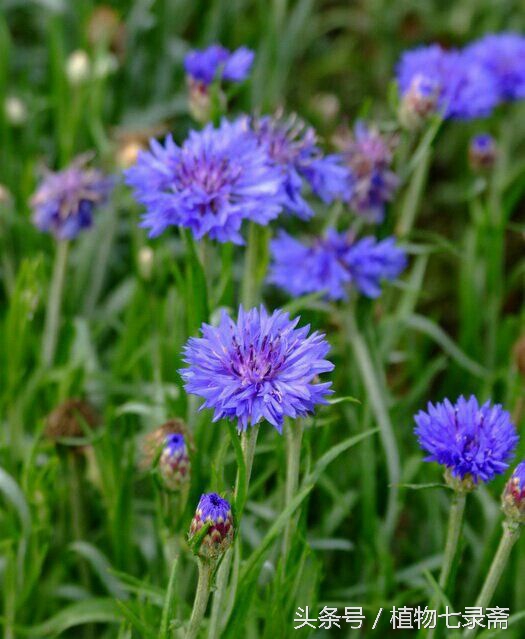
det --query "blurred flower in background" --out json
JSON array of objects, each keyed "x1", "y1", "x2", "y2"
[
  {"x1": 184, "y1": 44, "x2": 254, "y2": 86},
  {"x1": 396, "y1": 44, "x2": 499, "y2": 120},
  {"x1": 269, "y1": 230, "x2": 406, "y2": 300},
  {"x1": 251, "y1": 113, "x2": 351, "y2": 219},
  {"x1": 336, "y1": 121, "x2": 398, "y2": 223},
  {"x1": 180, "y1": 306, "x2": 334, "y2": 432},
  {"x1": 31, "y1": 156, "x2": 114, "y2": 240},
  {"x1": 158, "y1": 432, "x2": 191, "y2": 491},
  {"x1": 398, "y1": 73, "x2": 440, "y2": 129},
  {"x1": 464, "y1": 33, "x2": 525, "y2": 102}
]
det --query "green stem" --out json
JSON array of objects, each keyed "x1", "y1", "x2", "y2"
[
  {"x1": 66, "y1": 451, "x2": 91, "y2": 595},
  {"x1": 241, "y1": 222, "x2": 269, "y2": 308},
  {"x1": 463, "y1": 521, "x2": 521, "y2": 638},
  {"x1": 282, "y1": 419, "x2": 303, "y2": 560},
  {"x1": 208, "y1": 427, "x2": 259, "y2": 638},
  {"x1": 42, "y1": 240, "x2": 69, "y2": 367},
  {"x1": 186, "y1": 559, "x2": 213, "y2": 639},
  {"x1": 396, "y1": 146, "x2": 431, "y2": 238},
  {"x1": 427, "y1": 490, "x2": 467, "y2": 639},
  {"x1": 344, "y1": 310, "x2": 400, "y2": 540}
]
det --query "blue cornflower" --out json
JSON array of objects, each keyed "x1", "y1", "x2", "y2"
[
  {"x1": 414, "y1": 396, "x2": 519, "y2": 484},
  {"x1": 159, "y1": 433, "x2": 190, "y2": 491},
  {"x1": 464, "y1": 33, "x2": 525, "y2": 102},
  {"x1": 502, "y1": 461, "x2": 525, "y2": 523},
  {"x1": 189, "y1": 493, "x2": 234, "y2": 559},
  {"x1": 396, "y1": 44, "x2": 499, "y2": 120},
  {"x1": 184, "y1": 44, "x2": 254, "y2": 86},
  {"x1": 339, "y1": 121, "x2": 399, "y2": 223},
  {"x1": 124, "y1": 118, "x2": 283, "y2": 244},
  {"x1": 469, "y1": 133, "x2": 497, "y2": 171},
  {"x1": 269, "y1": 230, "x2": 406, "y2": 300},
  {"x1": 251, "y1": 114, "x2": 351, "y2": 219},
  {"x1": 31, "y1": 156, "x2": 113, "y2": 240},
  {"x1": 180, "y1": 306, "x2": 334, "y2": 432}
]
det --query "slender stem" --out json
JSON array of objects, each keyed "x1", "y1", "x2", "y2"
[
  {"x1": 208, "y1": 427, "x2": 259, "y2": 638},
  {"x1": 427, "y1": 490, "x2": 467, "y2": 639},
  {"x1": 463, "y1": 521, "x2": 521, "y2": 638},
  {"x1": 282, "y1": 419, "x2": 303, "y2": 560},
  {"x1": 241, "y1": 222, "x2": 269, "y2": 308},
  {"x1": 186, "y1": 559, "x2": 213, "y2": 639},
  {"x1": 396, "y1": 147, "x2": 431, "y2": 238},
  {"x1": 42, "y1": 240, "x2": 69, "y2": 367},
  {"x1": 66, "y1": 451, "x2": 91, "y2": 595},
  {"x1": 344, "y1": 309, "x2": 400, "y2": 539}
]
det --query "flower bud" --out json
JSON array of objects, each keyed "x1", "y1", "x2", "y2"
[
  {"x1": 140, "y1": 418, "x2": 192, "y2": 471},
  {"x1": 469, "y1": 134, "x2": 497, "y2": 172},
  {"x1": 188, "y1": 493, "x2": 234, "y2": 559},
  {"x1": 158, "y1": 433, "x2": 191, "y2": 491},
  {"x1": 138, "y1": 246, "x2": 154, "y2": 280},
  {"x1": 66, "y1": 50, "x2": 91, "y2": 85},
  {"x1": 502, "y1": 462, "x2": 525, "y2": 524},
  {"x1": 398, "y1": 74, "x2": 439, "y2": 130}
]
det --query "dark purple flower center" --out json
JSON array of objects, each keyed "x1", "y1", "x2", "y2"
[{"x1": 229, "y1": 334, "x2": 285, "y2": 384}]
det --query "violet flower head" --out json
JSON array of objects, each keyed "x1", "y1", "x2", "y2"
[
  {"x1": 251, "y1": 113, "x2": 351, "y2": 219},
  {"x1": 158, "y1": 433, "x2": 191, "y2": 491},
  {"x1": 31, "y1": 156, "x2": 113, "y2": 240},
  {"x1": 502, "y1": 461, "x2": 525, "y2": 524},
  {"x1": 464, "y1": 33, "x2": 525, "y2": 102},
  {"x1": 340, "y1": 121, "x2": 399, "y2": 223},
  {"x1": 414, "y1": 396, "x2": 519, "y2": 485},
  {"x1": 188, "y1": 493, "x2": 234, "y2": 559},
  {"x1": 269, "y1": 230, "x2": 406, "y2": 301},
  {"x1": 396, "y1": 44, "x2": 499, "y2": 120},
  {"x1": 184, "y1": 44, "x2": 254, "y2": 86},
  {"x1": 124, "y1": 118, "x2": 283, "y2": 244},
  {"x1": 180, "y1": 306, "x2": 334, "y2": 432}
]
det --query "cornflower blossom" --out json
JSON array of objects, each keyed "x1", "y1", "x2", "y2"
[
  {"x1": 184, "y1": 44, "x2": 254, "y2": 86},
  {"x1": 269, "y1": 230, "x2": 407, "y2": 300},
  {"x1": 180, "y1": 306, "x2": 334, "y2": 432},
  {"x1": 188, "y1": 493, "x2": 234, "y2": 559}
]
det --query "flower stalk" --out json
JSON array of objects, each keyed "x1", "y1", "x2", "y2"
[
  {"x1": 186, "y1": 559, "x2": 214, "y2": 639},
  {"x1": 42, "y1": 239, "x2": 69, "y2": 367}
]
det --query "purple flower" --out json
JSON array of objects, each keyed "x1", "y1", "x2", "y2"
[
  {"x1": 159, "y1": 433, "x2": 190, "y2": 491},
  {"x1": 31, "y1": 156, "x2": 113, "y2": 240},
  {"x1": 269, "y1": 230, "x2": 406, "y2": 300},
  {"x1": 251, "y1": 114, "x2": 351, "y2": 219},
  {"x1": 184, "y1": 44, "x2": 254, "y2": 86},
  {"x1": 124, "y1": 118, "x2": 283, "y2": 244},
  {"x1": 396, "y1": 44, "x2": 499, "y2": 120},
  {"x1": 189, "y1": 493, "x2": 234, "y2": 559},
  {"x1": 339, "y1": 122, "x2": 399, "y2": 223},
  {"x1": 414, "y1": 396, "x2": 519, "y2": 484},
  {"x1": 345, "y1": 236, "x2": 408, "y2": 298},
  {"x1": 464, "y1": 33, "x2": 525, "y2": 102},
  {"x1": 502, "y1": 461, "x2": 525, "y2": 523},
  {"x1": 180, "y1": 306, "x2": 334, "y2": 432}
]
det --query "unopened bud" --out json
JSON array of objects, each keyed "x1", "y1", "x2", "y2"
[
  {"x1": 469, "y1": 134, "x2": 497, "y2": 172},
  {"x1": 398, "y1": 74, "x2": 439, "y2": 130},
  {"x1": 502, "y1": 462, "x2": 525, "y2": 524},
  {"x1": 5, "y1": 96, "x2": 28, "y2": 126},
  {"x1": 66, "y1": 50, "x2": 91, "y2": 85},
  {"x1": 188, "y1": 493, "x2": 234, "y2": 559},
  {"x1": 159, "y1": 433, "x2": 191, "y2": 491}
]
